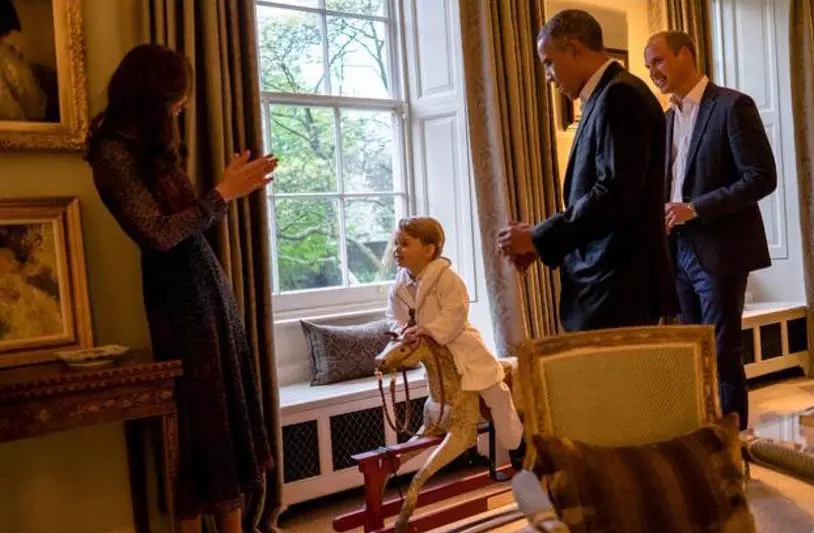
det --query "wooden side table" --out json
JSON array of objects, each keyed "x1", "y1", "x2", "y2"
[{"x1": 0, "y1": 352, "x2": 183, "y2": 533}]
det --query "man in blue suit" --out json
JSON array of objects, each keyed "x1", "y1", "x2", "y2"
[{"x1": 645, "y1": 31, "x2": 777, "y2": 430}]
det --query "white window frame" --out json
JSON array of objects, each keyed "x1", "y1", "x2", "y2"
[{"x1": 256, "y1": 0, "x2": 414, "y2": 320}]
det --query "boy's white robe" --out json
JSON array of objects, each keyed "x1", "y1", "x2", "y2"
[{"x1": 385, "y1": 258, "x2": 505, "y2": 391}]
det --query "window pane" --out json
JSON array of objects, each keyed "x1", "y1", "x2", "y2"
[
  {"x1": 326, "y1": 0, "x2": 387, "y2": 17},
  {"x1": 327, "y1": 17, "x2": 390, "y2": 98},
  {"x1": 341, "y1": 110, "x2": 395, "y2": 193},
  {"x1": 346, "y1": 197, "x2": 400, "y2": 285},
  {"x1": 268, "y1": 105, "x2": 337, "y2": 193},
  {"x1": 257, "y1": 6, "x2": 324, "y2": 94},
  {"x1": 276, "y1": 198, "x2": 342, "y2": 292}
]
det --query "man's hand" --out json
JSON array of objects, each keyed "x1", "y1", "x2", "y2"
[
  {"x1": 508, "y1": 252, "x2": 538, "y2": 272},
  {"x1": 665, "y1": 202, "x2": 697, "y2": 232},
  {"x1": 498, "y1": 222, "x2": 536, "y2": 256},
  {"x1": 402, "y1": 326, "x2": 426, "y2": 347}
]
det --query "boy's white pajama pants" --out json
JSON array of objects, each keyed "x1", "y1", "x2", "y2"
[{"x1": 479, "y1": 381, "x2": 523, "y2": 450}]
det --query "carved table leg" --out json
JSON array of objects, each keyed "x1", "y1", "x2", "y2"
[
  {"x1": 162, "y1": 411, "x2": 180, "y2": 533},
  {"x1": 125, "y1": 420, "x2": 150, "y2": 533}
]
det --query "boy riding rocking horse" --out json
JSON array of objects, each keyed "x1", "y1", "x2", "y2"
[{"x1": 386, "y1": 217, "x2": 525, "y2": 464}]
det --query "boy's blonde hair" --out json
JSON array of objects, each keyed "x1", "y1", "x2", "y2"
[{"x1": 397, "y1": 216, "x2": 445, "y2": 259}]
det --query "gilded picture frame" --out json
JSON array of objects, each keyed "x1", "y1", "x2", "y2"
[
  {"x1": 0, "y1": 197, "x2": 93, "y2": 368},
  {"x1": 0, "y1": 0, "x2": 88, "y2": 150},
  {"x1": 559, "y1": 48, "x2": 629, "y2": 131}
]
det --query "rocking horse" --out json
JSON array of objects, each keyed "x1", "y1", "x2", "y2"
[{"x1": 333, "y1": 331, "x2": 524, "y2": 533}]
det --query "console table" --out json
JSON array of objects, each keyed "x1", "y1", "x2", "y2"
[{"x1": 0, "y1": 352, "x2": 183, "y2": 533}]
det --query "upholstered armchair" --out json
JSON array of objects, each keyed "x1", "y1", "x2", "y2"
[{"x1": 509, "y1": 325, "x2": 814, "y2": 533}]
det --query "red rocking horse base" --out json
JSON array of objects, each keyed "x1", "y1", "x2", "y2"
[{"x1": 332, "y1": 423, "x2": 517, "y2": 533}]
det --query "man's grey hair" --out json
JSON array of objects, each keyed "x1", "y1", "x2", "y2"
[
  {"x1": 649, "y1": 30, "x2": 697, "y2": 61},
  {"x1": 537, "y1": 9, "x2": 604, "y2": 51}
]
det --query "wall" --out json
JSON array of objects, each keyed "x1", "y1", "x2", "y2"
[
  {"x1": 545, "y1": 0, "x2": 658, "y2": 182},
  {"x1": 0, "y1": 2, "x2": 151, "y2": 533}
]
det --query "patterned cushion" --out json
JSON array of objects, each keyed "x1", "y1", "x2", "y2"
[
  {"x1": 300, "y1": 319, "x2": 392, "y2": 386},
  {"x1": 531, "y1": 413, "x2": 755, "y2": 533}
]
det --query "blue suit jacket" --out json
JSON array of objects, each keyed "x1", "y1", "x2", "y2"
[{"x1": 666, "y1": 82, "x2": 777, "y2": 278}]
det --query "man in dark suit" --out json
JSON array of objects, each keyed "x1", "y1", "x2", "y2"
[
  {"x1": 498, "y1": 9, "x2": 677, "y2": 332},
  {"x1": 644, "y1": 31, "x2": 777, "y2": 429}
]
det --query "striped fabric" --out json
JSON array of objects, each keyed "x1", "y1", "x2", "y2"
[{"x1": 531, "y1": 413, "x2": 755, "y2": 533}]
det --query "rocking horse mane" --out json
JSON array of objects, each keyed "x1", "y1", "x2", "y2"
[{"x1": 377, "y1": 334, "x2": 463, "y2": 402}]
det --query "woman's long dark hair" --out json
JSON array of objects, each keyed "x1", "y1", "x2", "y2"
[{"x1": 85, "y1": 44, "x2": 192, "y2": 176}]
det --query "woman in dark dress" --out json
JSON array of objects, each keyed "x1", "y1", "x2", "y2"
[{"x1": 85, "y1": 44, "x2": 277, "y2": 533}]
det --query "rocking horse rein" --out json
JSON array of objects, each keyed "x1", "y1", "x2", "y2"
[
  {"x1": 377, "y1": 340, "x2": 446, "y2": 438},
  {"x1": 378, "y1": 271, "x2": 448, "y2": 438}
]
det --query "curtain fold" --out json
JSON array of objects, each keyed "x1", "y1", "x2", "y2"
[
  {"x1": 790, "y1": 0, "x2": 814, "y2": 375},
  {"x1": 149, "y1": 1, "x2": 283, "y2": 531},
  {"x1": 647, "y1": 0, "x2": 713, "y2": 76},
  {"x1": 459, "y1": 0, "x2": 561, "y2": 354}
]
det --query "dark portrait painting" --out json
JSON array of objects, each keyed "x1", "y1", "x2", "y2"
[{"x1": 0, "y1": 0, "x2": 60, "y2": 122}]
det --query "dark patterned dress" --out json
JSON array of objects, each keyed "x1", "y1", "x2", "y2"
[{"x1": 90, "y1": 136, "x2": 272, "y2": 518}]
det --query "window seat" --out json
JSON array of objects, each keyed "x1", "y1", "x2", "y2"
[{"x1": 280, "y1": 367, "x2": 427, "y2": 417}]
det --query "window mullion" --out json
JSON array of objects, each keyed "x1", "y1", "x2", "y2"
[
  {"x1": 385, "y1": 0, "x2": 399, "y2": 101},
  {"x1": 334, "y1": 105, "x2": 350, "y2": 287},
  {"x1": 319, "y1": 0, "x2": 331, "y2": 95},
  {"x1": 264, "y1": 99, "x2": 282, "y2": 294},
  {"x1": 268, "y1": 196, "x2": 282, "y2": 294}
]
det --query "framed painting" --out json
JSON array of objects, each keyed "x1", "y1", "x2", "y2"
[
  {"x1": 0, "y1": 197, "x2": 93, "y2": 367},
  {"x1": 559, "y1": 48, "x2": 629, "y2": 131},
  {"x1": 0, "y1": 0, "x2": 88, "y2": 150}
]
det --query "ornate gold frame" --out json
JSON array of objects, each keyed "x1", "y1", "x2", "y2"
[
  {"x1": 0, "y1": 0, "x2": 88, "y2": 151},
  {"x1": 0, "y1": 197, "x2": 93, "y2": 367}
]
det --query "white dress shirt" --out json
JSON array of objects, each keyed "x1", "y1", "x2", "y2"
[
  {"x1": 579, "y1": 59, "x2": 616, "y2": 104},
  {"x1": 670, "y1": 76, "x2": 709, "y2": 203}
]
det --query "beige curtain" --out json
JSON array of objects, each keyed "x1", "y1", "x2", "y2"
[
  {"x1": 790, "y1": 0, "x2": 814, "y2": 375},
  {"x1": 459, "y1": 0, "x2": 561, "y2": 355},
  {"x1": 148, "y1": 1, "x2": 283, "y2": 531},
  {"x1": 648, "y1": 0, "x2": 713, "y2": 76}
]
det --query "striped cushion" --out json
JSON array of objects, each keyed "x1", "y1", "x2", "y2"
[{"x1": 531, "y1": 413, "x2": 755, "y2": 533}]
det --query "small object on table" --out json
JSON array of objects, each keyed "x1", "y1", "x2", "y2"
[{"x1": 55, "y1": 344, "x2": 130, "y2": 369}]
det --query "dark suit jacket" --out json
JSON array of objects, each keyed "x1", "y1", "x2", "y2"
[
  {"x1": 531, "y1": 62, "x2": 677, "y2": 331},
  {"x1": 666, "y1": 82, "x2": 776, "y2": 278}
]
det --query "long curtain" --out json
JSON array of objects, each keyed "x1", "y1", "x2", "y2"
[
  {"x1": 148, "y1": 1, "x2": 283, "y2": 531},
  {"x1": 459, "y1": 0, "x2": 561, "y2": 355},
  {"x1": 790, "y1": 0, "x2": 814, "y2": 375},
  {"x1": 648, "y1": 0, "x2": 713, "y2": 76}
]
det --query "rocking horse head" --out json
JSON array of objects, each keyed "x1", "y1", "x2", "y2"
[{"x1": 374, "y1": 331, "x2": 430, "y2": 373}]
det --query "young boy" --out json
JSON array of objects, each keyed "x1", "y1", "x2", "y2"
[{"x1": 386, "y1": 216, "x2": 524, "y2": 462}]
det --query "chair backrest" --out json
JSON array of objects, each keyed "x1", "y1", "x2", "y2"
[{"x1": 517, "y1": 325, "x2": 721, "y2": 455}]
